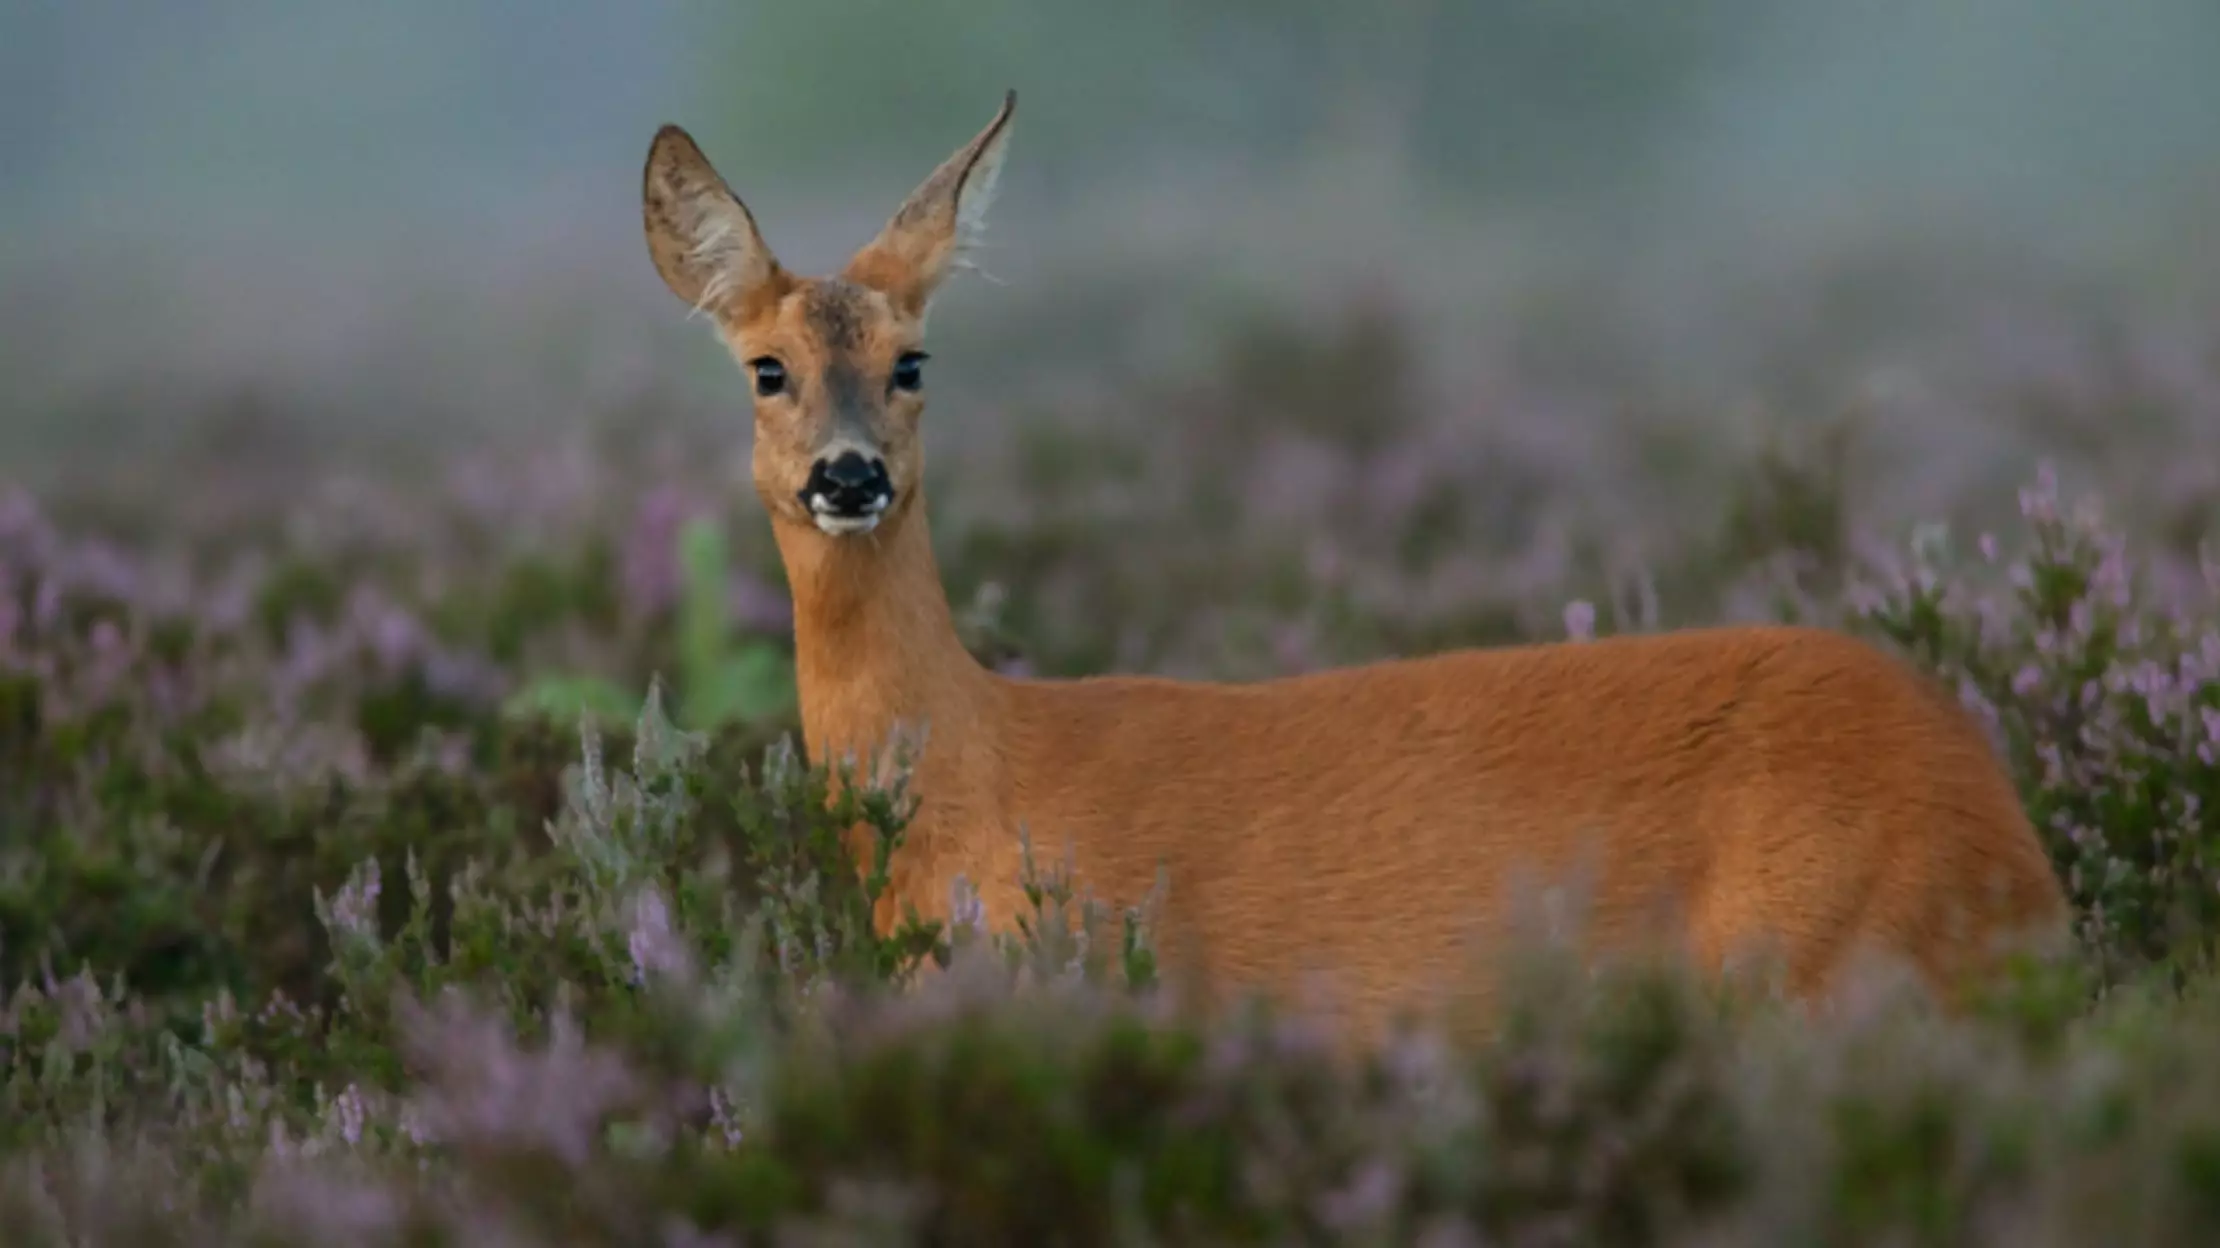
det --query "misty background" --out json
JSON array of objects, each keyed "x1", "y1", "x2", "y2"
[{"x1": 4, "y1": 1, "x2": 2219, "y2": 549}]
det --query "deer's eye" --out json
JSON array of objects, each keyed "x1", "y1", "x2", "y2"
[
  {"x1": 747, "y1": 357, "x2": 787, "y2": 398},
  {"x1": 891, "y1": 351, "x2": 928, "y2": 393}
]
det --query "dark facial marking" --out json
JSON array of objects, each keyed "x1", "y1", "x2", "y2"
[
  {"x1": 823, "y1": 358, "x2": 867, "y2": 423},
  {"x1": 800, "y1": 282, "x2": 883, "y2": 442},
  {"x1": 801, "y1": 282, "x2": 868, "y2": 351}
]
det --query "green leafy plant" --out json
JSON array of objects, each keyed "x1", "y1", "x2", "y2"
[
  {"x1": 505, "y1": 516, "x2": 796, "y2": 731},
  {"x1": 674, "y1": 516, "x2": 797, "y2": 728}
]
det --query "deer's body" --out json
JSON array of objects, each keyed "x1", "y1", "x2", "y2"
[{"x1": 642, "y1": 92, "x2": 2071, "y2": 1037}]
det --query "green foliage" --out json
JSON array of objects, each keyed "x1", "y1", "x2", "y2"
[
  {"x1": 674, "y1": 517, "x2": 798, "y2": 729},
  {"x1": 500, "y1": 672, "x2": 641, "y2": 725},
  {"x1": 478, "y1": 542, "x2": 622, "y2": 666},
  {"x1": 1718, "y1": 415, "x2": 1858, "y2": 584},
  {"x1": 506, "y1": 516, "x2": 796, "y2": 733}
]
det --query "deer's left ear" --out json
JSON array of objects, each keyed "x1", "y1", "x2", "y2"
[{"x1": 842, "y1": 90, "x2": 1016, "y2": 319}]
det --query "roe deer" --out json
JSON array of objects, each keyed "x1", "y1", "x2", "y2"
[{"x1": 638, "y1": 90, "x2": 2071, "y2": 1037}]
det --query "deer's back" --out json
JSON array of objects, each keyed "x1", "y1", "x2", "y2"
[{"x1": 978, "y1": 624, "x2": 2066, "y2": 1031}]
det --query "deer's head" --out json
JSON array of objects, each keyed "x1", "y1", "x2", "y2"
[{"x1": 641, "y1": 91, "x2": 1015, "y2": 539}]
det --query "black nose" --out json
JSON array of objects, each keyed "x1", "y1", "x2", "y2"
[{"x1": 801, "y1": 450, "x2": 894, "y2": 519}]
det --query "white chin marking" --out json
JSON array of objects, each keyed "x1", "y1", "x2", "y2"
[
  {"x1": 807, "y1": 490, "x2": 891, "y2": 536},
  {"x1": 813, "y1": 513, "x2": 882, "y2": 536}
]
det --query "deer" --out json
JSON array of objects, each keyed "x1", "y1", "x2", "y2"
[{"x1": 637, "y1": 90, "x2": 2072, "y2": 1040}]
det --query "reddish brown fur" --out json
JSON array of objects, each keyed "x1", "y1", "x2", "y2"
[{"x1": 639, "y1": 92, "x2": 2071, "y2": 1040}]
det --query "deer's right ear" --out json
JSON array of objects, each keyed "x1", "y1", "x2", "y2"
[{"x1": 641, "y1": 124, "x2": 788, "y2": 317}]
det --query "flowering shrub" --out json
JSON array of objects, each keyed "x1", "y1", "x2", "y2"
[
  {"x1": 2, "y1": 411, "x2": 2219, "y2": 1241},
  {"x1": 1850, "y1": 465, "x2": 2220, "y2": 988}
]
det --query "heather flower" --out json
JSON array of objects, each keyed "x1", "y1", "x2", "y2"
[
  {"x1": 315, "y1": 859, "x2": 384, "y2": 954},
  {"x1": 704, "y1": 1085, "x2": 746, "y2": 1150},
  {"x1": 37, "y1": 968, "x2": 114, "y2": 1056},
  {"x1": 202, "y1": 720, "x2": 374, "y2": 795},
  {"x1": 245, "y1": 1160, "x2": 410, "y2": 1243},
  {"x1": 1852, "y1": 461, "x2": 2220, "y2": 978},
  {"x1": 1564, "y1": 598, "x2": 1597, "y2": 641},
  {"x1": 947, "y1": 874, "x2": 987, "y2": 939},
  {"x1": 621, "y1": 483, "x2": 704, "y2": 618},
  {"x1": 727, "y1": 569, "x2": 794, "y2": 636},
  {"x1": 323, "y1": 1084, "x2": 370, "y2": 1149},
  {"x1": 626, "y1": 885, "x2": 693, "y2": 987},
  {"x1": 398, "y1": 992, "x2": 641, "y2": 1169}
]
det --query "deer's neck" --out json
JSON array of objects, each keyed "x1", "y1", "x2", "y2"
[{"x1": 774, "y1": 500, "x2": 990, "y2": 769}]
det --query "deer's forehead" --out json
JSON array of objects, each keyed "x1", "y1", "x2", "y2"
[
  {"x1": 800, "y1": 281, "x2": 877, "y2": 351},
  {"x1": 743, "y1": 280, "x2": 907, "y2": 366}
]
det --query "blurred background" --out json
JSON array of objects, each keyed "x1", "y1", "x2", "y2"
[{"x1": 5, "y1": 0, "x2": 2220, "y2": 679}]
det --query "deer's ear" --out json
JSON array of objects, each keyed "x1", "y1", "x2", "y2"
[
  {"x1": 842, "y1": 90, "x2": 1016, "y2": 319},
  {"x1": 641, "y1": 124, "x2": 789, "y2": 317}
]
